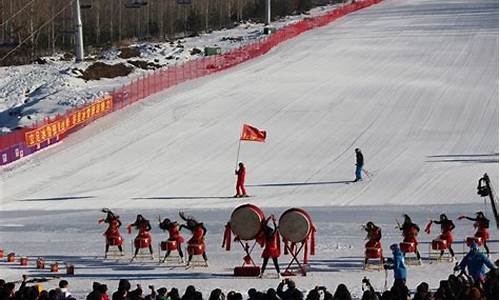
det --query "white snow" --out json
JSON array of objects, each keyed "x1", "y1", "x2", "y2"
[
  {"x1": 0, "y1": 0, "x2": 498, "y2": 299},
  {"x1": 0, "y1": 4, "x2": 338, "y2": 133}
]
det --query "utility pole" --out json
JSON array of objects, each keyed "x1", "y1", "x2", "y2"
[
  {"x1": 74, "y1": 0, "x2": 84, "y2": 62},
  {"x1": 265, "y1": 0, "x2": 271, "y2": 25}
]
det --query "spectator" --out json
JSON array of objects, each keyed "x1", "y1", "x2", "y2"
[
  {"x1": 87, "y1": 282, "x2": 103, "y2": 300},
  {"x1": 209, "y1": 289, "x2": 224, "y2": 300},
  {"x1": 455, "y1": 241, "x2": 497, "y2": 284},
  {"x1": 413, "y1": 282, "x2": 431, "y2": 300},
  {"x1": 277, "y1": 279, "x2": 302, "y2": 300},
  {"x1": 384, "y1": 244, "x2": 407, "y2": 284},
  {"x1": 112, "y1": 279, "x2": 130, "y2": 300},
  {"x1": 156, "y1": 288, "x2": 168, "y2": 300},
  {"x1": 58, "y1": 280, "x2": 71, "y2": 299},
  {"x1": 168, "y1": 288, "x2": 181, "y2": 300},
  {"x1": 265, "y1": 288, "x2": 280, "y2": 300},
  {"x1": 332, "y1": 284, "x2": 351, "y2": 300},
  {"x1": 99, "y1": 284, "x2": 110, "y2": 300}
]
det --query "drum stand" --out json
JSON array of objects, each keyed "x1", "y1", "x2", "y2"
[
  {"x1": 158, "y1": 242, "x2": 184, "y2": 265},
  {"x1": 130, "y1": 241, "x2": 154, "y2": 262},
  {"x1": 234, "y1": 240, "x2": 260, "y2": 276},
  {"x1": 185, "y1": 244, "x2": 208, "y2": 269},
  {"x1": 282, "y1": 242, "x2": 307, "y2": 276},
  {"x1": 363, "y1": 247, "x2": 384, "y2": 271},
  {"x1": 429, "y1": 239, "x2": 452, "y2": 262},
  {"x1": 104, "y1": 245, "x2": 125, "y2": 259}
]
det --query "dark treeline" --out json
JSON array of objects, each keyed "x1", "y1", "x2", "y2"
[{"x1": 0, "y1": 0, "x2": 342, "y2": 65}]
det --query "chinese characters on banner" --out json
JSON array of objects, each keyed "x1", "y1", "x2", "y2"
[{"x1": 25, "y1": 96, "x2": 113, "y2": 147}]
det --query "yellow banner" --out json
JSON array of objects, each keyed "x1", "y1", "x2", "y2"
[{"x1": 25, "y1": 96, "x2": 113, "y2": 147}]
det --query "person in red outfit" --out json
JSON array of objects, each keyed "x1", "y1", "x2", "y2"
[
  {"x1": 258, "y1": 216, "x2": 281, "y2": 278},
  {"x1": 179, "y1": 212, "x2": 208, "y2": 266},
  {"x1": 398, "y1": 214, "x2": 421, "y2": 261},
  {"x1": 128, "y1": 214, "x2": 154, "y2": 261},
  {"x1": 362, "y1": 221, "x2": 383, "y2": 266},
  {"x1": 235, "y1": 162, "x2": 248, "y2": 198},
  {"x1": 159, "y1": 218, "x2": 185, "y2": 262},
  {"x1": 459, "y1": 211, "x2": 490, "y2": 255},
  {"x1": 431, "y1": 214, "x2": 456, "y2": 260},
  {"x1": 98, "y1": 208, "x2": 124, "y2": 258}
]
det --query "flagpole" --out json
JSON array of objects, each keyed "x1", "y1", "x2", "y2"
[{"x1": 235, "y1": 139, "x2": 242, "y2": 170}]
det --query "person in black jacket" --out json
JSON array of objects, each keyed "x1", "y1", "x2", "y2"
[{"x1": 354, "y1": 148, "x2": 364, "y2": 182}]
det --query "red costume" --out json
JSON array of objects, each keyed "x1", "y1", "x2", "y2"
[
  {"x1": 187, "y1": 225, "x2": 206, "y2": 254},
  {"x1": 435, "y1": 219, "x2": 455, "y2": 245},
  {"x1": 261, "y1": 229, "x2": 280, "y2": 259},
  {"x1": 365, "y1": 225, "x2": 382, "y2": 249},
  {"x1": 104, "y1": 219, "x2": 124, "y2": 246},
  {"x1": 402, "y1": 224, "x2": 419, "y2": 245},
  {"x1": 474, "y1": 218, "x2": 490, "y2": 241},
  {"x1": 235, "y1": 163, "x2": 247, "y2": 197},
  {"x1": 168, "y1": 224, "x2": 185, "y2": 244},
  {"x1": 129, "y1": 219, "x2": 152, "y2": 249}
]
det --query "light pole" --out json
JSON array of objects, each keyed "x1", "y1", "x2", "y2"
[{"x1": 74, "y1": 0, "x2": 84, "y2": 62}]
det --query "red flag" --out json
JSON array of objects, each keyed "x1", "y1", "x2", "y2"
[{"x1": 240, "y1": 124, "x2": 266, "y2": 142}]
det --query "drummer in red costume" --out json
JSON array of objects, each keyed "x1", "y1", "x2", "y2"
[
  {"x1": 98, "y1": 208, "x2": 124, "y2": 258},
  {"x1": 362, "y1": 221, "x2": 383, "y2": 266},
  {"x1": 179, "y1": 212, "x2": 208, "y2": 266},
  {"x1": 430, "y1": 214, "x2": 456, "y2": 260},
  {"x1": 459, "y1": 211, "x2": 490, "y2": 255},
  {"x1": 258, "y1": 215, "x2": 281, "y2": 278},
  {"x1": 159, "y1": 218, "x2": 185, "y2": 262},
  {"x1": 128, "y1": 214, "x2": 154, "y2": 261},
  {"x1": 398, "y1": 214, "x2": 421, "y2": 261}
]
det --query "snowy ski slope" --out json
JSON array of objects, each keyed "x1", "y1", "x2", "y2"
[{"x1": 1, "y1": 0, "x2": 498, "y2": 211}]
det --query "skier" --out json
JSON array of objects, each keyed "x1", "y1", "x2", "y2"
[
  {"x1": 179, "y1": 212, "x2": 208, "y2": 267},
  {"x1": 384, "y1": 243, "x2": 407, "y2": 284},
  {"x1": 454, "y1": 241, "x2": 497, "y2": 284},
  {"x1": 427, "y1": 214, "x2": 456, "y2": 261},
  {"x1": 398, "y1": 214, "x2": 421, "y2": 262},
  {"x1": 458, "y1": 211, "x2": 491, "y2": 255},
  {"x1": 128, "y1": 214, "x2": 154, "y2": 261},
  {"x1": 354, "y1": 148, "x2": 364, "y2": 182},
  {"x1": 362, "y1": 221, "x2": 383, "y2": 267},
  {"x1": 159, "y1": 218, "x2": 185, "y2": 263},
  {"x1": 98, "y1": 208, "x2": 124, "y2": 258},
  {"x1": 235, "y1": 162, "x2": 248, "y2": 198},
  {"x1": 257, "y1": 215, "x2": 281, "y2": 278}
]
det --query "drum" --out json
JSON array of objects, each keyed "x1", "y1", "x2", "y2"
[
  {"x1": 432, "y1": 239, "x2": 448, "y2": 250},
  {"x1": 161, "y1": 240, "x2": 177, "y2": 251},
  {"x1": 466, "y1": 236, "x2": 483, "y2": 246},
  {"x1": 279, "y1": 208, "x2": 313, "y2": 243},
  {"x1": 107, "y1": 236, "x2": 123, "y2": 246},
  {"x1": 365, "y1": 247, "x2": 382, "y2": 259},
  {"x1": 188, "y1": 243, "x2": 205, "y2": 255},
  {"x1": 135, "y1": 235, "x2": 151, "y2": 248},
  {"x1": 399, "y1": 242, "x2": 416, "y2": 253},
  {"x1": 229, "y1": 204, "x2": 265, "y2": 240}
]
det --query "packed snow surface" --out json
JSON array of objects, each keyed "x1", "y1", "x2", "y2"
[{"x1": 0, "y1": 0, "x2": 498, "y2": 298}]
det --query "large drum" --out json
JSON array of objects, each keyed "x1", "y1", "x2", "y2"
[
  {"x1": 279, "y1": 208, "x2": 313, "y2": 243},
  {"x1": 230, "y1": 204, "x2": 265, "y2": 240}
]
